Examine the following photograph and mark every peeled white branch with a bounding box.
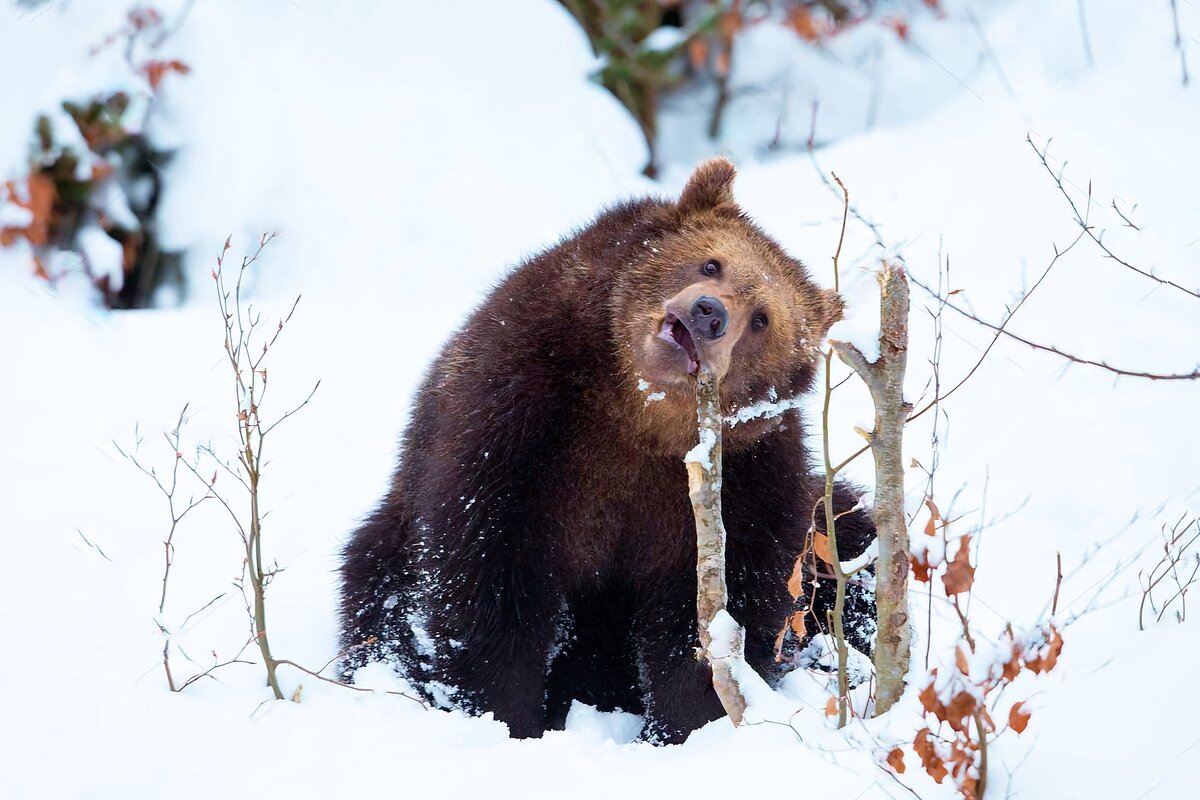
[685,368,748,726]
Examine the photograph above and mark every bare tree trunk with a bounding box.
[686,368,748,726]
[830,260,912,716]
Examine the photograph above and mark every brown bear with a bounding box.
[339,158,875,744]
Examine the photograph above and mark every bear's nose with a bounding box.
[690,296,728,339]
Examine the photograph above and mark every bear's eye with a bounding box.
[702,259,721,277]
[752,312,769,331]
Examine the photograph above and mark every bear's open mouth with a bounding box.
[660,312,701,375]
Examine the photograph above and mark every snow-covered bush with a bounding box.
[560,0,945,174]
[0,5,188,307]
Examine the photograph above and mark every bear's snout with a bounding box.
[689,295,728,339]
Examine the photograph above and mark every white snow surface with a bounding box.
[2,1,1199,798]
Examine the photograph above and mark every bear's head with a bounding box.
[612,158,841,455]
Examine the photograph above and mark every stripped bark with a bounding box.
[686,368,748,726]
[830,260,912,716]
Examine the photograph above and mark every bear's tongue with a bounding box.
[670,317,701,375]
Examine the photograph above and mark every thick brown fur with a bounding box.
[339,158,875,744]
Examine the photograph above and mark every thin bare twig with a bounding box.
[1029,135,1200,301]
[274,659,428,708]
[1169,0,1190,87]
[910,276,1200,381]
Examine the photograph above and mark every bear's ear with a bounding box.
[819,288,845,334]
[678,157,737,215]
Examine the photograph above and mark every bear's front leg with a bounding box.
[424,565,562,739]
[633,580,726,744]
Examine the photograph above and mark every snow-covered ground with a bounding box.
[1,1,1197,797]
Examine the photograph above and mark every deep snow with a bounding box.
[1,1,1198,798]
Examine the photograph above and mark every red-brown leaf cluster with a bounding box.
[897,514,1064,799]
[913,729,948,783]
[142,59,191,92]
[883,15,909,40]
[918,670,990,735]
[1023,624,1064,674]
[0,174,55,248]
[913,729,979,799]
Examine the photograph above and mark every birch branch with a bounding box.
[829,259,912,716]
[686,368,748,727]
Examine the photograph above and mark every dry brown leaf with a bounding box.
[813,531,833,564]
[923,497,941,536]
[789,610,807,638]
[914,729,948,784]
[142,59,191,92]
[718,10,742,39]
[1,173,56,248]
[944,691,978,733]
[1008,701,1031,734]
[1001,637,1023,681]
[824,696,838,717]
[1024,625,1064,674]
[884,16,910,40]
[786,554,805,599]
[943,534,975,595]
[954,643,970,675]
[788,8,821,41]
[918,671,942,716]
[910,551,933,583]
[886,746,906,774]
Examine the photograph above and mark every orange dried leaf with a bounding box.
[914,729,948,784]
[943,535,975,595]
[789,8,821,42]
[813,531,833,564]
[1025,625,1064,674]
[2,173,57,248]
[944,691,978,733]
[910,551,933,583]
[886,746,906,774]
[884,16,909,40]
[824,696,838,717]
[918,672,942,716]
[718,10,742,39]
[786,554,805,599]
[789,610,807,638]
[954,643,970,675]
[923,497,940,536]
[1008,701,1031,734]
[142,59,191,92]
